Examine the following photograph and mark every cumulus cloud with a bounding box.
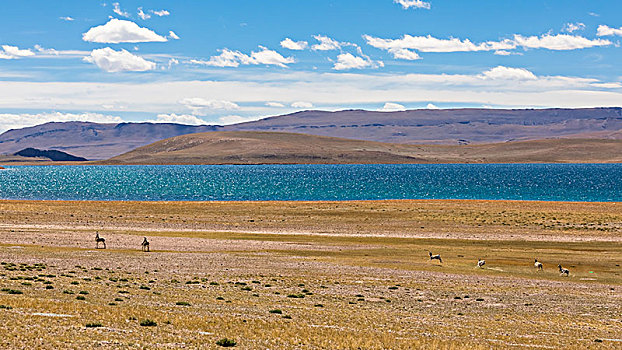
[168,31,180,40]
[112,2,130,17]
[562,22,585,33]
[512,34,610,50]
[394,0,431,10]
[0,112,123,133]
[0,45,35,59]
[137,7,151,20]
[147,113,207,125]
[59,16,74,21]
[190,47,294,68]
[265,102,285,107]
[280,38,308,50]
[364,34,515,53]
[151,10,170,17]
[480,66,537,80]
[312,35,343,51]
[291,101,313,108]
[596,25,622,37]
[179,98,239,115]
[380,102,406,111]
[83,47,156,72]
[364,33,611,58]
[333,53,383,70]
[82,18,167,43]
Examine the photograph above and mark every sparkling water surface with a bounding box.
[0,164,620,202]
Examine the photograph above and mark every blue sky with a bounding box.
[1,0,621,131]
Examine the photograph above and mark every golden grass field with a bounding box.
[0,199,620,349]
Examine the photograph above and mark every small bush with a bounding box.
[114,297,123,301]
[209,282,219,286]
[70,281,79,285]
[63,290,74,294]
[85,322,102,328]
[282,315,292,319]
[139,285,151,290]
[216,296,224,300]
[269,309,282,314]
[79,291,89,295]
[1,288,22,295]
[388,286,398,290]
[314,304,323,307]
[216,338,236,347]
[45,285,54,290]
[287,293,305,299]
[176,301,191,306]
[0,305,12,310]
[76,296,86,300]
[140,319,157,327]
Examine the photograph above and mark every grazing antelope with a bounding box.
[95,232,106,249]
[558,264,569,276]
[141,237,150,252]
[477,258,486,268]
[534,259,543,271]
[428,251,442,263]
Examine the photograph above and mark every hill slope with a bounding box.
[102,131,622,164]
[224,107,622,144]
[2,107,622,160]
[0,122,221,160]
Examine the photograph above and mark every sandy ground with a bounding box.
[0,199,621,349]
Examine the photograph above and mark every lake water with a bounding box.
[0,164,620,202]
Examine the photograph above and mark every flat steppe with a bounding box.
[0,199,620,349]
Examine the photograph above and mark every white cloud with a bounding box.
[291,101,313,108]
[388,48,421,60]
[59,16,74,21]
[364,34,515,53]
[148,113,206,125]
[265,102,285,107]
[83,47,156,72]
[112,2,130,17]
[82,18,167,43]
[562,22,585,33]
[0,45,35,59]
[426,103,439,109]
[0,112,123,133]
[480,66,537,80]
[512,34,610,50]
[180,98,239,115]
[151,10,170,17]
[137,7,151,20]
[333,53,383,70]
[167,58,179,69]
[596,25,622,37]
[494,50,512,56]
[218,115,261,125]
[312,35,343,51]
[394,0,431,10]
[168,31,180,40]
[280,38,308,50]
[191,47,294,68]
[380,102,406,111]
[365,33,611,58]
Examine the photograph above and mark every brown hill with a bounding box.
[2,107,622,160]
[101,131,622,165]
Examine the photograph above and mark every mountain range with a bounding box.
[1,107,622,160]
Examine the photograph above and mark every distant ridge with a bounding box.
[2,107,622,160]
[14,148,87,162]
[0,122,221,160]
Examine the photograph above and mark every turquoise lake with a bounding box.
[0,164,620,202]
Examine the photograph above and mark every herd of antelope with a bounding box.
[93,233,573,276]
[427,251,571,276]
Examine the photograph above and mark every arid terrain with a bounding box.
[103,131,622,165]
[0,199,620,349]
